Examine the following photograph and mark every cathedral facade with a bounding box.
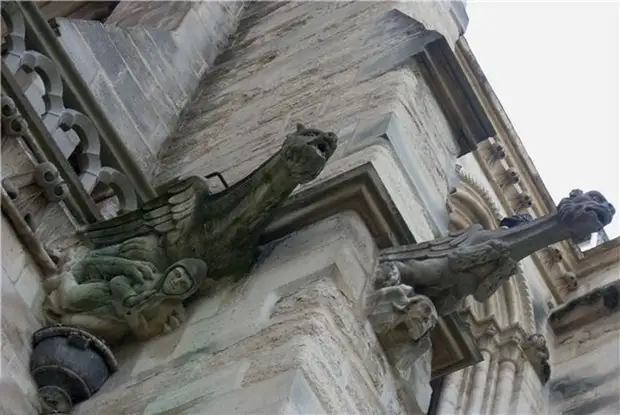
[1,2,618,414]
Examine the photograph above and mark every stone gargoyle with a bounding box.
[43,124,338,344]
[376,189,616,316]
[522,333,551,384]
[365,280,438,364]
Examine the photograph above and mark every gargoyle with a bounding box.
[522,333,551,384]
[44,248,207,344]
[44,124,338,343]
[377,189,615,316]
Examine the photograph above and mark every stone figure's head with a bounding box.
[281,123,338,183]
[556,189,616,238]
[159,258,208,300]
[405,295,438,341]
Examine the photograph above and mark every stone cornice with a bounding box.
[453,37,591,304]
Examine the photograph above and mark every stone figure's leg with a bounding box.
[60,314,127,344]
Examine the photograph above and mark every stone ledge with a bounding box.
[550,279,620,333]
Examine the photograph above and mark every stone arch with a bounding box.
[434,170,540,415]
[448,170,535,335]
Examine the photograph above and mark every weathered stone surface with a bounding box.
[1,241,45,414]
[154,2,465,236]
[71,212,428,414]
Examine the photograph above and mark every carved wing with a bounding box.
[82,176,209,248]
[378,225,483,262]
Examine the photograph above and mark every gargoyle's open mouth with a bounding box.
[309,133,337,160]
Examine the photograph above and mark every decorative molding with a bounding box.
[453,38,591,303]
[2,1,155,202]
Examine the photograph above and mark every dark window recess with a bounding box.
[427,376,446,415]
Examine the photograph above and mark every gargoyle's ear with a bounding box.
[296,123,306,132]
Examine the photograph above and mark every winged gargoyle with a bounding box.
[43,124,338,343]
[375,189,616,316]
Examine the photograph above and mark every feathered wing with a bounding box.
[378,225,482,262]
[82,176,209,248]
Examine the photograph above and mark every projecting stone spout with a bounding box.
[373,189,616,316]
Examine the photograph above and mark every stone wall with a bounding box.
[155,1,465,233]
[548,258,620,415]
[55,1,243,176]
[1,215,45,414]
[70,211,429,414]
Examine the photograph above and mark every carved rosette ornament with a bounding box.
[42,124,338,345]
[376,189,615,317]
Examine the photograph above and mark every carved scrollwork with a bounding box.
[1,2,138,219]
[3,161,69,204]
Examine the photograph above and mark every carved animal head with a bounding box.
[281,124,338,184]
[556,189,616,238]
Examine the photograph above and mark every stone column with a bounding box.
[435,368,466,415]
[491,339,521,414]
[465,350,492,414]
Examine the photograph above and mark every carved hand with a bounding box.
[163,305,186,334]
[123,289,158,309]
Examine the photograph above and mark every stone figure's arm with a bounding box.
[56,269,111,311]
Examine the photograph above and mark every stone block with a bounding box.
[146,29,199,98]
[142,360,250,414]
[126,28,187,111]
[14,258,43,310]
[87,71,155,173]
[55,19,100,86]
[113,69,161,148]
[71,20,127,83]
[106,1,194,31]
[0,378,39,414]
[1,272,41,367]
[103,24,178,125]
[1,216,27,282]
[170,8,208,76]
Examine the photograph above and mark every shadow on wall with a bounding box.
[531,286,550,332]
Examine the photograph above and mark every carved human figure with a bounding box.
[377,189,615,316]
[366,282,437,342]
[44,250,208,344]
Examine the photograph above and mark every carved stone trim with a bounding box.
[3,1,156,202]
[453,38,589,303]
[449,169,536,334]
